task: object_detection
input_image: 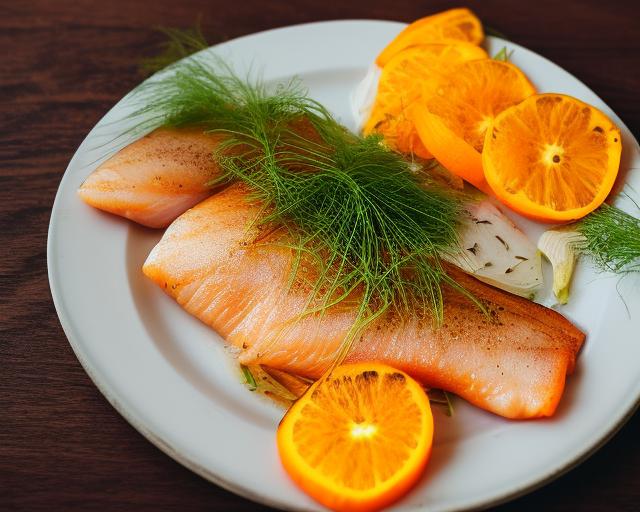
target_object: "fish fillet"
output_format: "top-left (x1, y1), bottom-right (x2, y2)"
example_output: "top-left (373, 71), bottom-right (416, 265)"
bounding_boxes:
top-left (78, 127), bottom-right (224, 228)
top-left (78, 121), bottom-right (322, 228)
top-left (143, 184), bottom-right (585, 419)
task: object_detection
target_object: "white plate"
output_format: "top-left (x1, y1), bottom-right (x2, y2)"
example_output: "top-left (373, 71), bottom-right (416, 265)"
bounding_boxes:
top-left (48, 20), bottom-right (640, 511)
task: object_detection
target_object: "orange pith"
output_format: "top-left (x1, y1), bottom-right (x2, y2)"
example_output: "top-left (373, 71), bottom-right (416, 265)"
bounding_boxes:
top-left (376, 8), bottom-right (484, 66)
top-left (365, 43), bottom-right (488, 158)
top-left (483, 93), bottom-right (622, 222)
top-left (277, 363), bottom-right (433, 512)
top-left (413, 59), bottom-right (536, 190)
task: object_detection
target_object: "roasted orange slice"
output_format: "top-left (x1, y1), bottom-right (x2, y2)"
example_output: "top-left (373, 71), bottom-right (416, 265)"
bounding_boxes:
top-left (376, 8), bottom-right (484, 67)
top-left (277, 363), bottom-right (433, 512)
top-left (365, 42), bottom-right (488, 158)
top-left (413, 59), bottom-right (535, 191)
top-left (483, 93), bottom-right (622, 222)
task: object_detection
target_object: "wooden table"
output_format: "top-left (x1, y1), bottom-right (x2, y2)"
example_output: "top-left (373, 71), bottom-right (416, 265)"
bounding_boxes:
top-left (2, 0), bottom-right (638, 510)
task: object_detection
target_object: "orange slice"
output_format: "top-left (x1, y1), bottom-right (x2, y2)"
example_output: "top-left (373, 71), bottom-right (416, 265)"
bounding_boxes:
top-left (413, 59), bottom-right (536, 191)
top-left (377, 8), bottom-right (484, 66)
top-left (277, 363), bottom-right (433, 512)
top-left (365, 42), bottom-right (488, 158)
top-left (483, 93), bottom-right (622, 222)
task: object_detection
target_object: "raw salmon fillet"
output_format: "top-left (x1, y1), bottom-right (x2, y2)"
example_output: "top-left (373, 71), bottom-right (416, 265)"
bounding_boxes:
top-left (78, 128), bottom-right (224, 228)
top-left (143, 184), bottom-right (585, 419)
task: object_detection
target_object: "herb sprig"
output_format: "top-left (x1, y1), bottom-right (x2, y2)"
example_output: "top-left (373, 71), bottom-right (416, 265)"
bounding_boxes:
top-left (139, 21), bottom-right (210, 76)
top-left (575, 202), bottom-right (640, 274)
top-left (128, 58), bottom-right (477, 350)
top-left (493, 46), bottom-right (514, 62)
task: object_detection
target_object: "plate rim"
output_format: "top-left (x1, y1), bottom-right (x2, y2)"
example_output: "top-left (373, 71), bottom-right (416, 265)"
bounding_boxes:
top-left (48, 19), bottom-right (640, 512)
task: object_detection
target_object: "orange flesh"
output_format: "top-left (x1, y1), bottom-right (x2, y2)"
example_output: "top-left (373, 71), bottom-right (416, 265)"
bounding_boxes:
top-left (365, 43), bottom-right (488, 157)
top-left (143, 184), bottom-right (585, 419)
top-left (425, 60), bottom-right (536, 152)
top-left (412, 59), bottom-right (535, 189)
top-left (376, 8), bottom-right (484, 67)
top-left (277, 363), bottom-right (433, 512)
top-left (483, 93), bottom-right (622, 221)
top-left (412, 105), bottom-right (488, 192)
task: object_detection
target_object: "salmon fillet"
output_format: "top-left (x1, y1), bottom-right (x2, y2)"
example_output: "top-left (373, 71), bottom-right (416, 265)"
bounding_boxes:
top-left (78, 127), bottom-right (224, 228)
top-left (78, 121), bottom-right (323, 228)
top-left (143, 184), bottom-right (585, 419)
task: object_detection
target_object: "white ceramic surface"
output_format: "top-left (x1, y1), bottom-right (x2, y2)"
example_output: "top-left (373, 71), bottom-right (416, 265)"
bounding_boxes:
top-left (48, 20), bottom-right (640, 512)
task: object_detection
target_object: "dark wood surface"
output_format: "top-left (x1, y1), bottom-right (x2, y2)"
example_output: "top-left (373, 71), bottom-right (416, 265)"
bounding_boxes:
top-left (1, 0), bottom-right (639, 510)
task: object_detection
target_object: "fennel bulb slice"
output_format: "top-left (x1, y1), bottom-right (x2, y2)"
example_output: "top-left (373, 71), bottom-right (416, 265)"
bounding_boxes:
top-left (537, 229), bottom-right (584, 304)
top-left (350, 64), bottom-right (381, 132)
top-left (446, 201), bottom-right (543, 298)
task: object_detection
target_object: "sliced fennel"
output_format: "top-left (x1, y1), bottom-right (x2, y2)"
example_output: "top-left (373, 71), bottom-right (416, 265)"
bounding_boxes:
top-left (446, 201), bottom-right (543, 298)
top-left (350, 63), bottom-right (381, 132)
top-left (537, 229), bottom-right (585, 304)
top-left (537, 200), bottom-right (640, 304)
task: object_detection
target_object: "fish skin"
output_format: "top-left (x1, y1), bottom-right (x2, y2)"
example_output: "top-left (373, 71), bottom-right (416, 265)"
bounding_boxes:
top-left (78, 127), bottom-right (224, 228)
top-left (143, 184), bottom-right (585, 420)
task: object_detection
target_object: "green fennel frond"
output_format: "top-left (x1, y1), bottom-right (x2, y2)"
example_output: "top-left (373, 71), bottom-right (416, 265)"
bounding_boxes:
top-left (127, 57), bottom-right (479, 350)
top-left (139, 21), bottom-right (209, 76)
top-left (493, 46), bottom-right (513, 62)
top-left (574, 202), bottom-right (640, 274)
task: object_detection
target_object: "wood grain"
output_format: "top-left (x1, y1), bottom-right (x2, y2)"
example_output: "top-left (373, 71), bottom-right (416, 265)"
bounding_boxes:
top-left (1, 0), bottom-right (638, 510)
